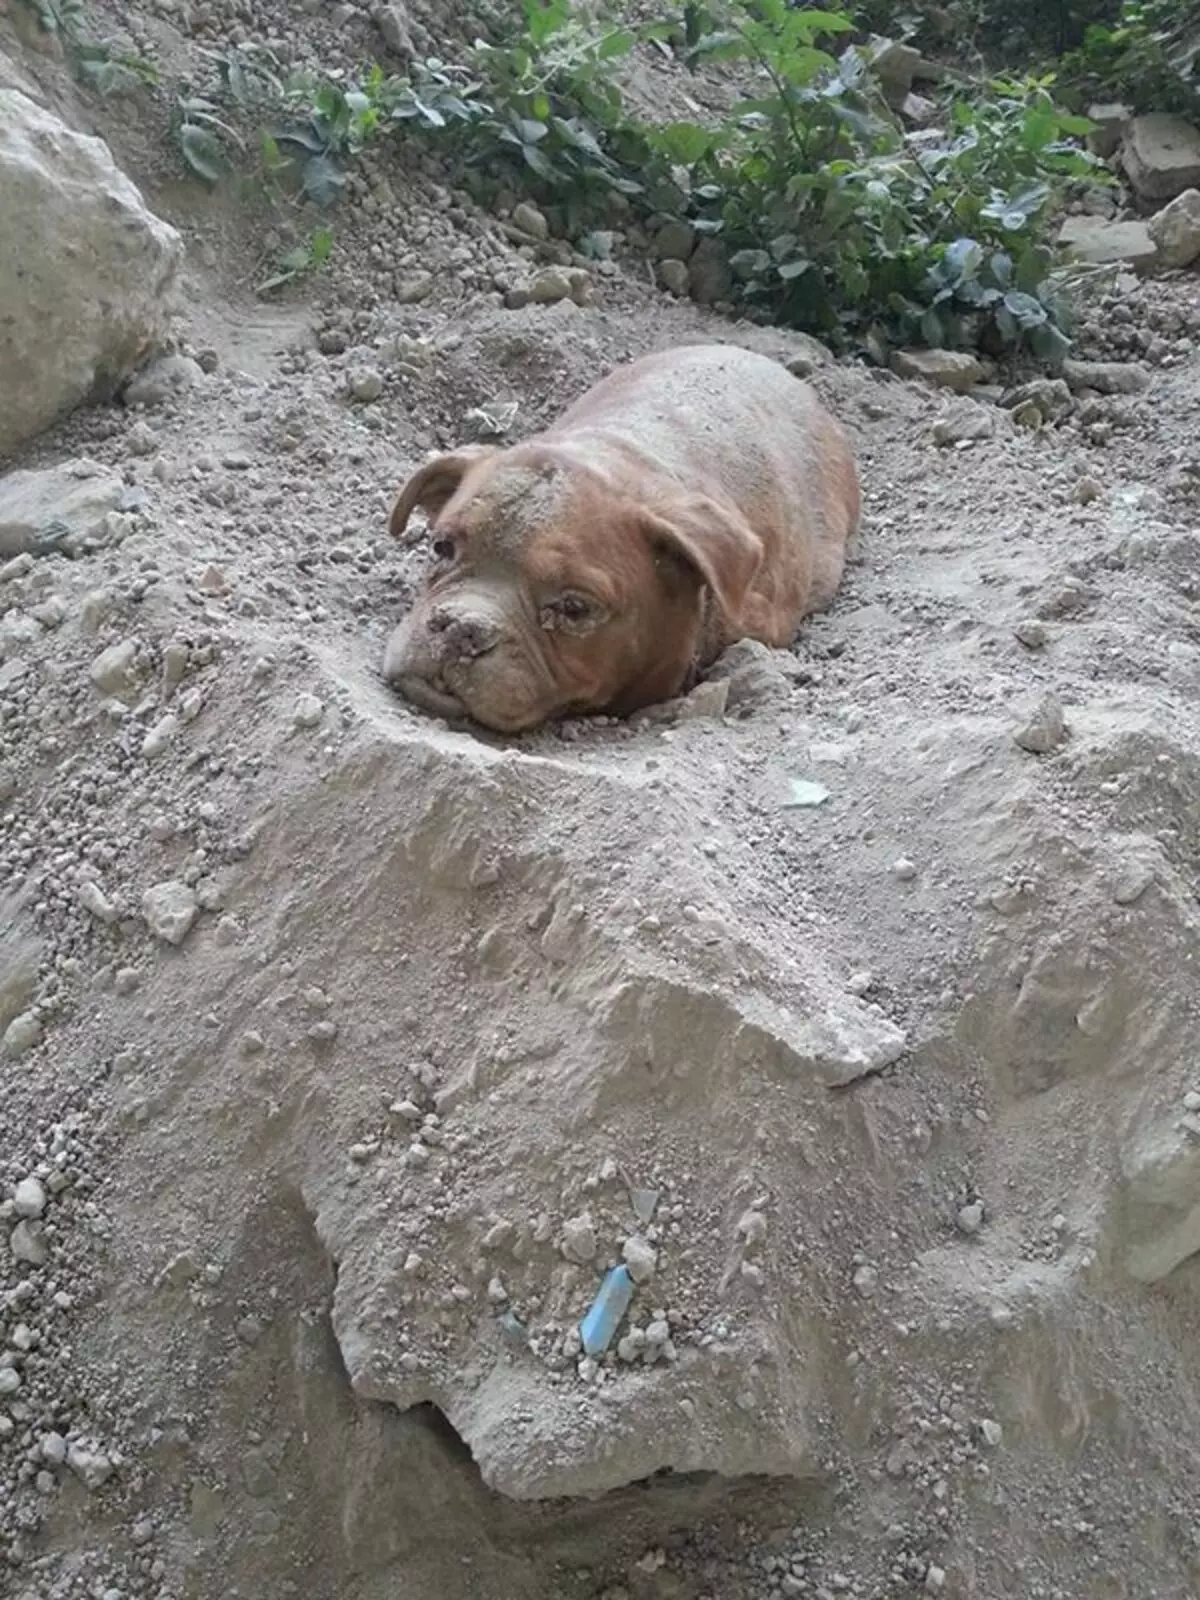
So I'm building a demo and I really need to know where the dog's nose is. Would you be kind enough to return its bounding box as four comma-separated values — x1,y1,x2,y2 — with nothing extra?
427,605,499,661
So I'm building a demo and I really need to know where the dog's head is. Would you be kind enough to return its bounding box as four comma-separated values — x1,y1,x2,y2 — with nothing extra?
381,443,763,733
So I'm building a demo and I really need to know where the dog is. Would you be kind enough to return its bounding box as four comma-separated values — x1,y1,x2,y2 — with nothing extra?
382,342,860,733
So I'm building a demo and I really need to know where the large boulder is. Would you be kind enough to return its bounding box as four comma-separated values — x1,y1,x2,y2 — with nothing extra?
1147,187,1200,268
0,89,184,461
1121,113,1200,204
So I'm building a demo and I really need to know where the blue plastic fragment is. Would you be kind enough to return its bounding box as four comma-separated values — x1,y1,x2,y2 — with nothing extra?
579,1264,635,1357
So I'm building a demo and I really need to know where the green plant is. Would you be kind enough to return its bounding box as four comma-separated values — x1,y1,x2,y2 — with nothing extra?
256,226,335,294
1058,0,1200,116
19,0,159,93
275,61,487,205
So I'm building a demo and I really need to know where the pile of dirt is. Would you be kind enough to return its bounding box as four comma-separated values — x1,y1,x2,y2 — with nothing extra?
3,4,1200,1600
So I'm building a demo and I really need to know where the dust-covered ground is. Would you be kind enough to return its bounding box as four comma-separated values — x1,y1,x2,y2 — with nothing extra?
4,2,1200,1598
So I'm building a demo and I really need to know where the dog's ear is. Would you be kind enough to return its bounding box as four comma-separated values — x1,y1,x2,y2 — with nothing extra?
389,446,496,540
641,493,763,625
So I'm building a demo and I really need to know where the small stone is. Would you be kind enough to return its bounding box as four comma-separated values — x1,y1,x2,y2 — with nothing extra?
89,639,138,699
852,1263,878,1298
142,880,199,945
40,1431,68,1465
622,1234,657,1284
76,879,119,923
0,1367,20,1396
1147,187,1200,268
890,348,984,392
1013,692,1067,755
394,271,434,304
924,1564,946,1593
124,353,203,408
890,856,918,881
657,258,690,297
560,1213,597,1264
511,200,548,239
1057,215,1158,272
3,1011,42,1057
374,1,415,55
956,1201,984,1235
979,1418,1003,1447
1184,1090,1200,1113
10,1219,48,1265
292,693,324,729
528,267,573,304
1013,619,1048,649
1073,476,1103,505
1061,359,1151,396
13,1177,46,1218
66,1440,115,1490
142,713,180,757
347,366,384,403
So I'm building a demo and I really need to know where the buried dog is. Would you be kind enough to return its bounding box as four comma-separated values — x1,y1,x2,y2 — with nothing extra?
382,342,861,734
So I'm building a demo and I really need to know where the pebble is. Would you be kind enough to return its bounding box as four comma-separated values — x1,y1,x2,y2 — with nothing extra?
66,1440,115,1490
142,879,200,945
13,1176,47,1218
347,366,384,403
560,1213,597,1263
852,1264,878,1298
1013,692,1067,754
76,878,119,923
956,1201,985,1235
622,1234,657,1283
292,693,325,729
1013,619,1048,649
0,1367,20,1396
511,200,549,239
890,855,918,881
142,713,180,757
89,639,138,698
4,1010,43,1056
10,1219,49,1265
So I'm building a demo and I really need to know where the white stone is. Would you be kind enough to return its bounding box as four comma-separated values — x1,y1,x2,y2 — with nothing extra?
12,1176,46,1218
0,463,124,560
142,880,199,946
3,1009,42,1057
1121,113,1200,203
1147,188,1200,269
622,1234,658,1284
1057,215,1158,273
0,90,183,457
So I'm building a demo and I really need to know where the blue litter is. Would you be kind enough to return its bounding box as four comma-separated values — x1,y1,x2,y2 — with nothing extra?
579,1265,635,1357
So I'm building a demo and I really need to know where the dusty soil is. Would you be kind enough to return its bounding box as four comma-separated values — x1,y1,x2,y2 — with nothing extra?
4,3,1200,1599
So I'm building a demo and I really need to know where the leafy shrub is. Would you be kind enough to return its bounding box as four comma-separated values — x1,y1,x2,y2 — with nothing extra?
1058,0,1200,117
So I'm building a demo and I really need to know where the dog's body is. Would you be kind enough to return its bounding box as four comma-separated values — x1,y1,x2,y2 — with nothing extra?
382,343,860,733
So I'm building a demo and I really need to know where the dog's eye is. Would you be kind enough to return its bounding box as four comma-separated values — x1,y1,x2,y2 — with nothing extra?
557,594,591,621
431,537,455,563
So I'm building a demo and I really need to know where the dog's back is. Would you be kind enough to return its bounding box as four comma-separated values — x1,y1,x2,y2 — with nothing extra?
546,343,860,635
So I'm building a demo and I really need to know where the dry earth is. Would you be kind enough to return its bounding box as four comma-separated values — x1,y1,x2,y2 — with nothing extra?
4,3,1200,1599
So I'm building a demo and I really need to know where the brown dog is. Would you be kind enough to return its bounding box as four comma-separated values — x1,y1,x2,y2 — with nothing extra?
382,343,860,733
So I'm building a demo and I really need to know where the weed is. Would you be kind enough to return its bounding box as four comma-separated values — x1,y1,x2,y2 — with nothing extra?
19,0,159,94
256,226,336,295
1058,0,1200,117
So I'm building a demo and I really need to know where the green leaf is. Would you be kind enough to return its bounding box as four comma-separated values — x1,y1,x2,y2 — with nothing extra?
178,124,227,184
654,119,715,165
1003,290,1048,327
302,153,347,205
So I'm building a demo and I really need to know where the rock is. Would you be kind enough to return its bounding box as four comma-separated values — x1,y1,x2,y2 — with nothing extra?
1013,692,1067,754
652,218,696,262
1117,1120,1200,1282
10,1218,48,1264
1087,102,1131,159
675,677,729,721
292,693,324,729
1147,188,1200,269
1014,619,1049,649
0,90,183,457
868,35,921,103
999,378,1073,424
1061,359,1151,395
1057,215,1158,273
89,639,139,701
890,348,984,392
373,1,415,56
956,1201,984,1235
13,1176,46,1218
142,880,199,946
785,1003,908,1088
0,462,124,559
1121,113,1200,203
622,1235,657,1284
931,398,995,446
3,1009,42,1056
657,259,690,297
510,200,548,240
528,267,574,304
705,638,791,712
122,353,203,409
66,1441,115,1491
347,366,384,403
560,1213,596,1263
688,236,732,306
394,271,433,305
